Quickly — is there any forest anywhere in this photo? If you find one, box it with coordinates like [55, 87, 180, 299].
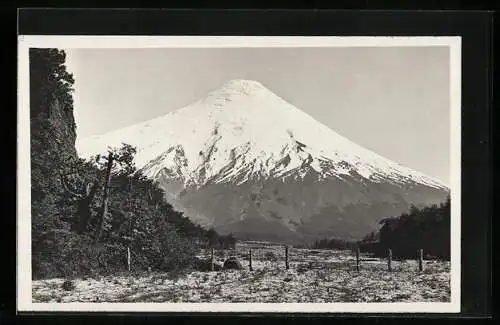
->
[30, 48, 233, 280]
[310, 198, 451, 261]
[358, 197, 451, 260]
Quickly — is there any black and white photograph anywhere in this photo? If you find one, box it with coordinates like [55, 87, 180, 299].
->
[17, 36, 461, 313]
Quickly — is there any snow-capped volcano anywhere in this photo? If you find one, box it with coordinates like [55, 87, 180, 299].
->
[78, 79, 445, 189]
[77, 79, 449, 243]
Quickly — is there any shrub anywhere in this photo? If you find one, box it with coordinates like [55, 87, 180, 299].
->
[32, 229, 129, 279]
[61, 280, 75, 291]
[214, 249, 226, 259]
[155, 223, 198, 273]
[264, 251, 277, 261]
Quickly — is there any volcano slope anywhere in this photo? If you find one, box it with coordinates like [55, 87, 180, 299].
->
[77, 79, 449, 244]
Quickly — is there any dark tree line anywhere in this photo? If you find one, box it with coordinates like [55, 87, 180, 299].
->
[310, 238, 357, 250]
[359, 197, 451, 260]
[30, 48, 230, 279]
[307, 198, 450, 261]
[205, 229, 237, 249]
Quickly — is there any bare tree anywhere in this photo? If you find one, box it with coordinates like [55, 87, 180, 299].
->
[59, 172, 98, 233]
[94, 151, 114, 244]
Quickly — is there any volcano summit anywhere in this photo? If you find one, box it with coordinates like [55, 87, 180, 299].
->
[77, 79, 449, 244]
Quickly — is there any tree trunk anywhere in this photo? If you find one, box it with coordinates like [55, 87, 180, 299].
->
[60, 173, 98, 234]
[387, 249, 392, 272]
[249, 249, 253, 271]
[74, 183, 98, 233]
[418, 248, 424, 272]
[95, 152, 114, 244]
[356, 247, 360, 272]
[127, 246, 131, 273]
[285, 245, 289, 270]
[211, 248, 214, 271]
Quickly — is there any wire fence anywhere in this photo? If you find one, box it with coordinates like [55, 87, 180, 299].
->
[198, 241, 432, 273]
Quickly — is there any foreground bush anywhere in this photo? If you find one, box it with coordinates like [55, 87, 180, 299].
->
[32, 226, 200, 279]
[32, 229, 128, 279]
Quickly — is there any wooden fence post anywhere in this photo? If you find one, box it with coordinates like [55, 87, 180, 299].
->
[249, 249, 253, 271]
[387, 249, 392, 272]
[418, 248, 424, 272]
[127, 246, 131, 273]
[211, 248, 214, 271]
[356, 247, 360, 272]
[285, 245, 289, 270]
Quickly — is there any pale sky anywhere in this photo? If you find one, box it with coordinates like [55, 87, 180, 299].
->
[65, 46, 450, 184]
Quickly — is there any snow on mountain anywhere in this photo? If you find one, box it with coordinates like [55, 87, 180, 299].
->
[77, 79, 446, 191]
[76, 79, 449, 243]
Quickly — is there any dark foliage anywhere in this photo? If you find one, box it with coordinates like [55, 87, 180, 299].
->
[223, 257, 242, 270]
[309, 237, 357, 250]
[194, 258, 223, 272]
[30, 48, 227, 280]
[30, 48, 75, 119]
[307, 198, 450, 261]
[264, 251, 278, 261]
[206, 229, 237, 249]
[61, 280, 75, 291]
[358, 197, 451, 260]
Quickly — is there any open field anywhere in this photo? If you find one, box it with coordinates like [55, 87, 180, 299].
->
[32, 242, 450, 303]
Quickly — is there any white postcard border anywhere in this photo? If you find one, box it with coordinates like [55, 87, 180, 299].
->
[17, 36, 461, 313]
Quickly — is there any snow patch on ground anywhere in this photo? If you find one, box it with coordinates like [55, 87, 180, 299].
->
[33, 245, 450, 303]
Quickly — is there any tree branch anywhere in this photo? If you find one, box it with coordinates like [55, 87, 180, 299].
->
[59, 174, 83, 198]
